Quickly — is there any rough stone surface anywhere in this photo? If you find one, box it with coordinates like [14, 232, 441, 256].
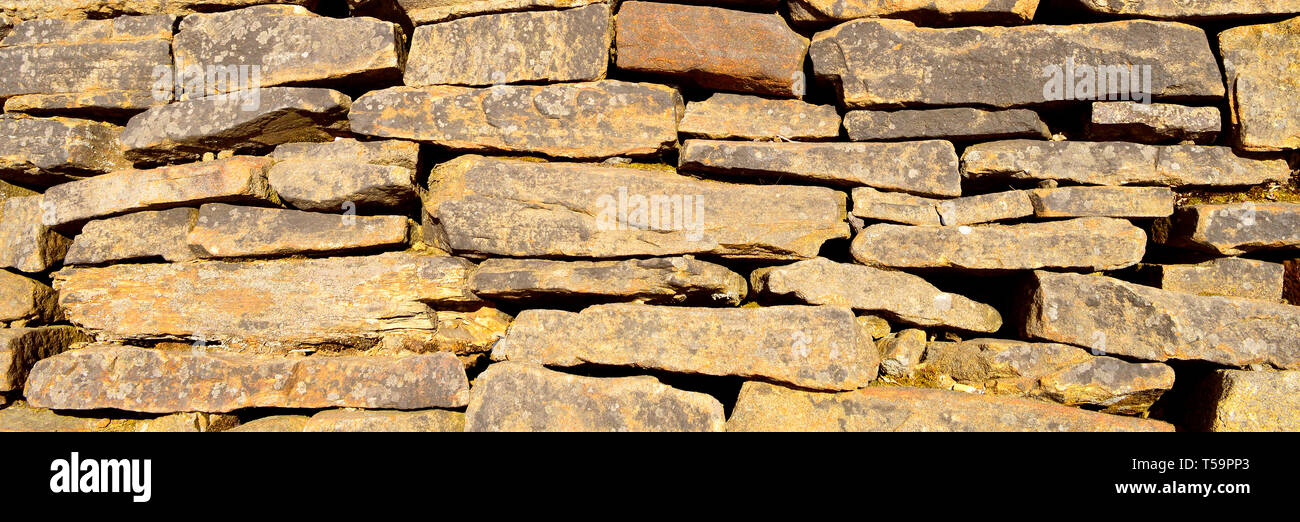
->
[465, 361, 725, 432]
[851, 188, 1033, 226]
[304, 409, 465, 432]
[225, 415, 310, 432]
[679, 140, 961, 197]
[350, 81, 681, 159]
[725, 382, 1175, 432]
[394, 0, 600, 25]
[271, 138, 419, 170]
[751, 258, 1002, 333]
[878, 329, 925, 378]
[0, 196, 71, 273]
[268, 161, 418, 213]
[0, 401, 240, 432]
[0, 116, 130, 187]
[425, 155, 848, 260]
[845, 108, 1049, 142]
[65, 208, 198, 265]
[186, 203, 410, 259]
[405, 4, 610, 87]
[1156, 257, 1285, 302]
[811, 19, 1224, 109]
[1221, 17, 1300, 151]
[852, 218, 1147, 272]
[1025, 271, 1300, 369]
[53, 252, 482, 353]
[1029, 186, 1175, 218]
[1089, 102, 1221, 144]
[679, 93, 840, 141]
[0, 326, 88, 391]
[493, 303, 879, 391]
[0, 1, 316, 21]
[25, 343, 471, 413]
[1156, 203, 1300, 255]
[615, 2, 808, 97]
[0, 269, 60, 323]
[471, 256, 747, 306]
[963, 140, 1290, 188]
[1199, 370, 1300, 432]
[789, 0, 1039, 25]
[1079, 0, 1300, 20]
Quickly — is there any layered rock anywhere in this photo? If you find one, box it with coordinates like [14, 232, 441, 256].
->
[303, 409, 465, 432]
[1078, 0, 1300, 20]
[0, 116, 130, 187]
[851, 188, 1033, 226]
[0, 0, 316, 21]
[269, 139, 419, 212]
[1028, 186, 1174, 218]
[1153, 257, 1285, 302]
[789, 0, 1039, 25]
[1156, 203, 1300, 255]
[470, 257, 747, 306]
[0, 326, 88, 391]
[1220, 17, 1300, 151]
[465, 361, 725, 432]
[350, 81, 681, 159]
[725, 382, 1175, 432]
[270, 138, 419, 169]
[424, 155, 848, 260]
[186, 203, 410, 259]
[845, 108, 1049, 142]
[1198, 370, 1300, 432]
[963, 141, 1290, 188]
[65, 208, 198, 265]
[678, 93, 840, 141]
[0, 270, 60, 323]
[492, 303, 879, 391]
[1089, 102, 1220, 144]
[393, 0, 602, 25]
[0, 401, 240, 432]
[0, 196, 71, 273]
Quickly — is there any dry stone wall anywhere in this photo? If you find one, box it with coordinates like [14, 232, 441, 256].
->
[1, 0, 1299, 432]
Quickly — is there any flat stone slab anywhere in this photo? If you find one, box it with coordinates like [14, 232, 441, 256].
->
[852, 217, 1147, 272]
[845, 108, 1049, 142]
[465, 362, 725, 432]
[25, 343, 471, 413]
[1154, 257, 1285, 302]
[493, 303, 879, 391]
[679, 140, 962, 197]
[0, 326, 88, 391]
[1028, 186, 1175, 218]
[1078, 0, 1300, 19]
[4, 90, 166, 119]
[852, 188, 1033, 226]
[725, 382, 1175, 432]
[303, 409, 465, 432]
[52, 252, 482, 353]
[1025, 271, 1300, 368]
[789, 0, 1040, 25]
[0, 269, 60, 323]
[615, 1, 808, 97]
[42, 156, 275, 228]
[225, 415, 310, 432]
[471, 256, 747, 306]
[0, 1, 316, 21]
[65, 208, 198, 265]
[679, 93, 840, 141]
[963, 140, 1290, 188]
[1220, 17, 1300, 151]
[811, 19, 1223, 109]
[350, 81, 681, 159]
[268, 161, 417, 213]
[426, 155, 848, 260]
[0, 401, 239, 432]
[1156, 203, 1300, 255]
[1089, 102, 1220, 144]
[751, 258, 1002, 333]
[0, 115, 130, 187]
[186, 203, 410, 259]
[1199, 370, 1300, 432]
[271, 138, 419, 169]
[393, 0, 602, 25]
[0, 196, 71, 273]
[405, 4, 609, 87]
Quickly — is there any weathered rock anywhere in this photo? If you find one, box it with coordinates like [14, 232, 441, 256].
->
[857, 315, 891, 340]
[42, 156, 275, 228]
[851, 188, 1033, 226]
[725, 382, 1174, 432]
[225, 415, 310, 432]
[1199, 370, 1300, 432]
[1028, 186, 1175, 218]
[963, 141, 1289, 188]
[4, 91, 167, 119]
[53, 252, 481, 353]
[0, 326, 87, 391]
[65, 208, 198, 265]
[845, 108, 1050, 142]
[375, 306, 513, 359]
[789, 0, 1039, 25]
[350, 81, 681, 159]
[304, 409, 465, 432]
[471, 257, 747, 306]
[0, 116, 130, 187]
[1156, 203, 1300, 255]
[849, 187, 942, 226]
[0, 270, 59, 323]
[0, 196, 71, 273]
[173, 7, 402, 97]
[679, 140, 961, 197]
[405, 4, 609, 87]
[1089, 102, 1221, 144]
[751, 258, 1002, 333]
[924, 338, 1175, 415]
[679, 93, 840, 141]
[25, 343, 471, 413]
[268, 161, 418, 213]
[615, 2, 808, 97]
[852, 218, 1146, 272]
[1078, 0, 1300, 20]
[425, 155, 848, 260]
[878, 329, 926, 378]
[1024, 271, 1300, 368]
[121, 88, 352, 163]
[186, 204, 409, 259]
[0, 1, 317, 21]
[1154, 257, 1285, 302]
[811, 19, 1224, 109]
[393, 0, 601, 25]
[0, 401, 240, 432]
[270, 138, 419, 170]
[1221, 17, 1300, 152]
[494, 304, 878, 391]
[465, 361, 725, 432]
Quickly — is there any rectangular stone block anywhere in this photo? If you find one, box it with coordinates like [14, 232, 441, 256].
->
[0, 115, 131, 187]
[303, 409, 465, 432]
[186, 203, 410, 259]
[845, 108, 1049, 142]
[470, 256, 747, 306]
[1079, 0, 1300, 19]
[1155, 257, 1285, 302]
[0, 326, 88, 391]
[963, 140, 1290, 187]
[1220, 17, 1300, 151]
[393, 0, 602, 25]
[1199, 370, 1300, 432]
[0, 269, 60, 323]
[0, 1, 316, 21]
[1089, 102, 1220, 144]
[1029, 186, 1175, 218]
[0, 196, 71, 273]
[789, 0, 1039, 25]
[679, 93, 840, 141]
[1156, 203, 1300, 255]
[64, 208, 198, 265]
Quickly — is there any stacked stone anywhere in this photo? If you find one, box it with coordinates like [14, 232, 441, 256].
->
[0, 0, 1297, 432]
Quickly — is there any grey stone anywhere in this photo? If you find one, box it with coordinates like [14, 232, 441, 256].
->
[0, 115, 131, 187]
[185, 203, 410, 259]
[1089, 102, 1221, 144]
[1154, 257, 1285, 302]
[1156, 203, 1300, 255]
[845, 108, 1050, 142]
[65, 208, 198, 265]
[1029, 186, 1175, 218]
[471, 256, 747, 306]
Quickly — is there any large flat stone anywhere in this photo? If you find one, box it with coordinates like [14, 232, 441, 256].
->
[679, 140, 961, 197]
[1156, 203, 1300, 255]
[303, 409, 464, 432]
[186, 203, 410, 259]
[751, 258, 1002, 333]
[25, 343, 471, 413]
[0, 1, 316, 21]
[1199, 370, 1300, 432]
[0, 270, 60, 323]
[1024, 271, 1300, 368]
[811, 19, 1223, 109]
[1154, 257, 1285, 302]
[350, 81, 681, 159]
[1028, 186, 1175, 218]
[963, 140, 1290, 188]
[615, 2, 807, 97]
[52, 252, 482, 353]
[852, 217, 1147, 272]
[852, 188, 1033, 226]
[471, 257, 747, 306]
[465, 361, 725, 432]
[1220, 17, 1300, 151]
[42, 156, 275, 228]
[0, 115, 130, 187]
[64, 208, 198, 265]
[1079, 0, 1300, 19]
[845, 108, 1049, 142]
[0, 401, 239, 432]
[0, 326, 87, 391]
[493, 304, 878, 391]
[269, 139, 420, 212]
[393, 0, 601, 25]
[270, 138, 419, 169]
[0, 196, 71, 273]
[725, 382, 1175, 432]
[679, 93, 840, 141]
[1089, 102, 1220, 144]
[425, 155, 848, 260]
[789, 0, 1039, 24]
[405, 4, 609, 87]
